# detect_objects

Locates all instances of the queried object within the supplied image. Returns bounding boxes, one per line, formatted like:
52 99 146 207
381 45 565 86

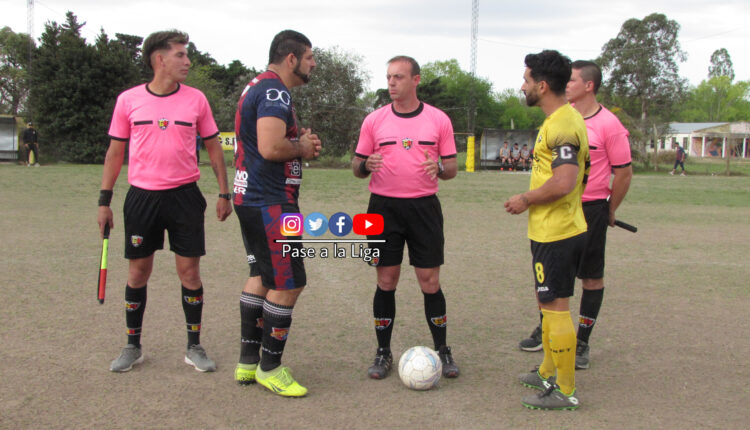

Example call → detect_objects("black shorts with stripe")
123 182 206 259
234 203 306 290
577 199 609 279
366 193 444 268
530 233 586 303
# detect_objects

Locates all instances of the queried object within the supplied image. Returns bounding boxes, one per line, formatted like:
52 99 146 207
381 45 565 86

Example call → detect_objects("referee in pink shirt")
518 60 633 370
352 55 459 381
97 30 232 373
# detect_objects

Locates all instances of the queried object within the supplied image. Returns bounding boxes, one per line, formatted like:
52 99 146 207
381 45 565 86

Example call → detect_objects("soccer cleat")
519 324 543 352
255 366 308 397
110 344 144 372
367 347 393 379
438 345 460 378
680 172 686 176
522 384 580 410
184 344 217 372
235 363 257 385
519 368 556 390
575 339 590 370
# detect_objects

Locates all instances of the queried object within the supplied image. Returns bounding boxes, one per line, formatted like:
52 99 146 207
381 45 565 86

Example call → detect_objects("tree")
419 59 502 135
29 12 142 162
293 46 369 156
679 77 750 122
0 26 34 115
709 48 734 81
184 42 256 131
598 13 688 169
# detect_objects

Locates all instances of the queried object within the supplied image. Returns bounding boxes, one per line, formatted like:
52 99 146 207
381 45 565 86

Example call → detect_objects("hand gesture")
299 128 322 160
364 153 384 173
421 150 439 179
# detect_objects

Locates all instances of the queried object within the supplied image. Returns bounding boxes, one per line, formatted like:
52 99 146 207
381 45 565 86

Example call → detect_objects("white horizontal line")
274 239 385 243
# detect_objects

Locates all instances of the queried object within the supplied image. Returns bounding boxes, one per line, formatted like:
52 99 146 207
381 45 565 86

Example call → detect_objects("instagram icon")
280 213 303 236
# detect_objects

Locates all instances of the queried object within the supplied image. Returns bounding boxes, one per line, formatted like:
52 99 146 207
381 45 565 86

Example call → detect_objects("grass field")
2 164 749 429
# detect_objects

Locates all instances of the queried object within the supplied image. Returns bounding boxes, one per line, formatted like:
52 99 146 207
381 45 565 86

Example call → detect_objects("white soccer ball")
398 346 442 390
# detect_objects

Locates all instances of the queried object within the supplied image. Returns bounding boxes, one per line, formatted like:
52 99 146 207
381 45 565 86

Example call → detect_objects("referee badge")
158 118 169 130
402 138 413 150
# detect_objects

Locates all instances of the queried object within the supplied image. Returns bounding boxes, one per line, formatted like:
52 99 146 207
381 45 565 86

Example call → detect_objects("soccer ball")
398 346 442 390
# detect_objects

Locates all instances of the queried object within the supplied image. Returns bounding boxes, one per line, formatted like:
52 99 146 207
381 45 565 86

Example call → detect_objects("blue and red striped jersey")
233 71 301 207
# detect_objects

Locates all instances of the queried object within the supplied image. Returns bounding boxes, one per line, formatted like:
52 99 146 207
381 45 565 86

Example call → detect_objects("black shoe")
519 324 543 352
438 345 460 378
367 348 393 379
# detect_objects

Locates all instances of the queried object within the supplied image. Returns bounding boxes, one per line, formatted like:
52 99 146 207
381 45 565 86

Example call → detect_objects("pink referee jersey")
355 103 456 198
108 83 219 190
581 105 632 202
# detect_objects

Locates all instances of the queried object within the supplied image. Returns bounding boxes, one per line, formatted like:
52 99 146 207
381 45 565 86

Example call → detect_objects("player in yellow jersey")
505 50 589 410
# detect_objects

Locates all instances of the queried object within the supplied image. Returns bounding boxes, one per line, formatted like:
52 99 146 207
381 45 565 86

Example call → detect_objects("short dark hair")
268 30 312 65
524 50 572 96
388 55 420 76
142 30 189 70
572 60 602 94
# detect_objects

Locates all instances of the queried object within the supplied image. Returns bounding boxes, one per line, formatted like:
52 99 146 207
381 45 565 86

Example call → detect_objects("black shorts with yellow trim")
530 232 586 303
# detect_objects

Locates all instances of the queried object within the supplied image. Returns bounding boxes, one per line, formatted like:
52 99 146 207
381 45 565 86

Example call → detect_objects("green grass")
2 163 750 428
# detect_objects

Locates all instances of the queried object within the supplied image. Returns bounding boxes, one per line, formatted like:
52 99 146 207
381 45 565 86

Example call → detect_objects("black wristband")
359 160 370 176
99 189 113 207
218 193 231 200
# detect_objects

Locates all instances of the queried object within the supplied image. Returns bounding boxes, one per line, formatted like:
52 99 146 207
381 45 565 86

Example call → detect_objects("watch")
218 193 232 200
437 162 445 176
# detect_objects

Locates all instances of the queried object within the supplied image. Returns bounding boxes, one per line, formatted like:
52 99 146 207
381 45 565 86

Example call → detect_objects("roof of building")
668 122 728 134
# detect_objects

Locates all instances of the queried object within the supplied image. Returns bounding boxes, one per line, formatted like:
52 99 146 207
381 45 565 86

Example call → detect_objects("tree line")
1 11 748 164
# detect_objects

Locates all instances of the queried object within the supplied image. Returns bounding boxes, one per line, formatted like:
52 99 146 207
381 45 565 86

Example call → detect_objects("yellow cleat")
235 363 257 385
255 366 308 397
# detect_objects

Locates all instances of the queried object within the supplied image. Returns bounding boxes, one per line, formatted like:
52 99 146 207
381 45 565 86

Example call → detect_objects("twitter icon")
305 212 328 237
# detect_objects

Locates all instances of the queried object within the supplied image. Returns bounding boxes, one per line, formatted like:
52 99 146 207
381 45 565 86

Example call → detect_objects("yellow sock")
538 310 555 379
542 309 576 395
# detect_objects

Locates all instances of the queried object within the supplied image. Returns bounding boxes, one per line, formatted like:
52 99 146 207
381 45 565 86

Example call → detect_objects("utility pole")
27 0 34 73
468 0 478 134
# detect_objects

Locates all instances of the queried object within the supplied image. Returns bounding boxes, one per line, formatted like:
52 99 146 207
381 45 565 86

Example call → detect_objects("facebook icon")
329 212 353 237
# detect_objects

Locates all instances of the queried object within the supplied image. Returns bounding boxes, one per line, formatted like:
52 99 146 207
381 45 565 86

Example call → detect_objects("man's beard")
293 63 310 84
524 91 539 107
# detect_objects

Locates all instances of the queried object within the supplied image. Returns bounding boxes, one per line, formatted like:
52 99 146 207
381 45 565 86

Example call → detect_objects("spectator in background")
670 142 686 176
22 122 39 167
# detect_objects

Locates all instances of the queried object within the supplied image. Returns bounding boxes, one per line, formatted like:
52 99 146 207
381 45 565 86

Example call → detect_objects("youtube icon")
353 213 384 235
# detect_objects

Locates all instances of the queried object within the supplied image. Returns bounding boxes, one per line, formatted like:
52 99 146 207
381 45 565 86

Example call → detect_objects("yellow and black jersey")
528 103 590 243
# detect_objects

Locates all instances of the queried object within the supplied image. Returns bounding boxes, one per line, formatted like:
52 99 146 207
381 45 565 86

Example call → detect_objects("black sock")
423 288 447 350
577 288 604 344
182 285 203 347
125 285 146 348
239 292 264 364
260 300 294 372
373 286 395 351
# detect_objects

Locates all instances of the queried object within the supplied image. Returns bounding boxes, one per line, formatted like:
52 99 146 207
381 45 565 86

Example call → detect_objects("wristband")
359 160 370 176
99 189 113 207
218 193 232 200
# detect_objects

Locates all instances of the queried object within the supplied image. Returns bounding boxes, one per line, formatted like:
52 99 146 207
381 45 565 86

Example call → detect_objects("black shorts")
577 199 609 279
530 233 586 303
366 193 444 268
234 203 306 290
123 182 206 259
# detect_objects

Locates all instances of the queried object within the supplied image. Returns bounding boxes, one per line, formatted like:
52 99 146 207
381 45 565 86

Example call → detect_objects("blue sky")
3 0 748 93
